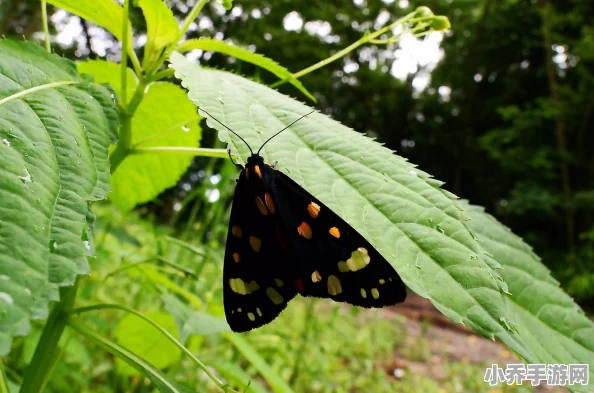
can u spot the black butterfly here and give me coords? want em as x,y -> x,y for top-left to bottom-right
201,109 -> 407,332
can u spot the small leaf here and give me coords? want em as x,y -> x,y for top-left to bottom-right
114,311 -> 182,375
176,39 -> 315,102
137,0 -> 180,70
0,40 -> 117,355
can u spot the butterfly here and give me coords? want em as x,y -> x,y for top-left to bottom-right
200,108 -> 407,332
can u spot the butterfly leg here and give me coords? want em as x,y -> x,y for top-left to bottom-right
228,149 -> 244,169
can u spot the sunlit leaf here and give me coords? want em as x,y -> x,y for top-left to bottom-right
137,0 -> 180,70
114,311 -> 182,375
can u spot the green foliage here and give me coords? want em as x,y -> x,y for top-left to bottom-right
136,0 -> 180,70
114,311 -> 182,375
0,39 -> 118,355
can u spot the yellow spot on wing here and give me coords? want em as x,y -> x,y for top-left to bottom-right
250,236 -> 262,252
274,278 -> 284,287
256,308 -> 262,317
229,278 -> 260,294
311,270 -> 322,282
266,287 -> 284,305
346,247 -> 371,271
232,252 -> 241,263
327,275 -> 342,296
255,197 -> 268,215
329,227 -> 340,238
232,226 -> 242,238
248,312 -> 255,321
264,192 -> 276,213
254,165 -> 262,178
379,279 -> 385,284
297,222 -> 312,239
371,288 -> 379,299
337,261 -> 349,272
360,288 -> 367,298
307,202 -> 321,219
238,308 -> 242,312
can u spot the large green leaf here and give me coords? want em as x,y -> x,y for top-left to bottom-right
45,0 -> 135,61
461,201 -> 594,392
0,40 -> 118,355
137,0 -> 180,70
177,39 -> 316,102
110,82 -> 201,211
77,59 -> 137,104
170,52 -> 544,367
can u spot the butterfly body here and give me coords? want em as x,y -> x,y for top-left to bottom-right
223,153 -> 407,332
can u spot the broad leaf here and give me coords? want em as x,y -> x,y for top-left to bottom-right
461,201 -> 594,392
169,52 -> 539,366
110,82 -> 201,211
137,0 -> 180,70
0,40 -> 117,355
45,0 -> 135,61
114,311 -> 182,375
177,39 -> 316,102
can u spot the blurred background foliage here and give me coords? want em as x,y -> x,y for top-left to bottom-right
1,0 -> 593,391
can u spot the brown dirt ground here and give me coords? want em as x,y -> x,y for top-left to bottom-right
379,293 -> 569,393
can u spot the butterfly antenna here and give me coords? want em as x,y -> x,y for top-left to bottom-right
199,108 -> 254,155
257,110 -> 315,155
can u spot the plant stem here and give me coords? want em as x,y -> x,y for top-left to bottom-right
130,146 -> 228,158
69,304 -> 237,393
270,13 -> 431,88
109,114 -> 132,174
19,281 -> 79,393
120,0 -> 131,107
178,0 -> 209,42
40,1 -> 51,52
0,362 -> 10,393
288,299 -> 316,385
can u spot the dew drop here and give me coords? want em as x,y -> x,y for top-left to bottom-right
2,139 -> 10,147
19,168 -> 32,185
83,240 -> 91,251
218,97 -> 224,104
49,240 -> 58,252
181,125 -> 190,132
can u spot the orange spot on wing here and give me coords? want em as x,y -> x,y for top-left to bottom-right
307,202 -> 320,219
264,192 -> 276,214
254,165 -> 262,178
255,196 -> 268,215
329,227 -> 340,238
297,222 -> 312,239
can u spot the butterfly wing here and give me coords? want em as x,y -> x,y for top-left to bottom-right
271,170 -> 407,307
223,167 -> 298,332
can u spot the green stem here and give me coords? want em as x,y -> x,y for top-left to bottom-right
69,304 -> 237,393
120,0 -> 131,106
109,114 -> 132,174
130,146 -> 228,158
177,0 -> 209,42
41,1 -> 50,52
19,282 -> 79,393
0,362 -> 10,393
147,68 -> 175,83
270,13 -> 432,88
